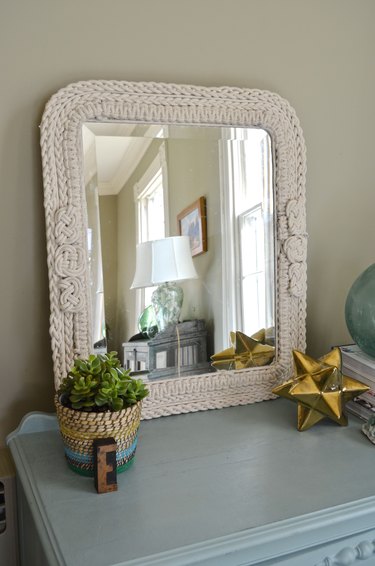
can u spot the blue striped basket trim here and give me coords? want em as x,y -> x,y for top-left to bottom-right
60,429 -> 138,454
116,438 -> 138,460
64,437 -> 138,465
67,458 -> 135,477
65,447 -> 137,477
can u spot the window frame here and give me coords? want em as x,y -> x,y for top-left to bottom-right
133,144 -> 169,331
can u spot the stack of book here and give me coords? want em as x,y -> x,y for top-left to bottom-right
339,344 -> 375,421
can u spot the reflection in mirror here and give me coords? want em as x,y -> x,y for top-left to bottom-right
82,122 -> 275,378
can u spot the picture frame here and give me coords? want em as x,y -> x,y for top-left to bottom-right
177,196 -> 207,257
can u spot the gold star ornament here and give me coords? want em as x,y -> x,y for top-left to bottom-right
211,329 -> 275,370
272,348 -> 369,431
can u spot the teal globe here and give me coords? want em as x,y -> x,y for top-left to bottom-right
345,263 -> 375,358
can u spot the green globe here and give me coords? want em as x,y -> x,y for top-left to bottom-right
138,305 -> 158,339
345,263 -> 375,358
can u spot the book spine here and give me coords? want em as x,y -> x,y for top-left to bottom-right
342,364 -> 375,389
342,362 -> 375,381
345,399 -> 374,421
358,390 -> 375,404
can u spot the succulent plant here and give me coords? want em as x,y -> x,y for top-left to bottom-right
58,351 -> 149,412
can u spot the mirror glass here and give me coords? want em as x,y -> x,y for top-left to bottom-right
82,122 -> 275,379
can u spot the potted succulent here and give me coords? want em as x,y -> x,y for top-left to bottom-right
55,351 -> 149,476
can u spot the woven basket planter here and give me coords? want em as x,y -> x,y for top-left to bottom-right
55,396 -> 143,476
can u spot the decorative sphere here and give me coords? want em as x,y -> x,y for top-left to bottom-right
345,263 -> 375,358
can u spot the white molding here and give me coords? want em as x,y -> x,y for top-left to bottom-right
133,143 -> 169,328
133,149 -> 164,201
219,135 -> 238,344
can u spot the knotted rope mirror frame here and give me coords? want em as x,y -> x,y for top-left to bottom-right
40,80 -> 307,419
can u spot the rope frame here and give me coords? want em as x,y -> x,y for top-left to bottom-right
40,80 -> 307,419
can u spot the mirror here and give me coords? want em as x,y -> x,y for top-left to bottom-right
82,122 -> 275,371
40,80 -> 307,418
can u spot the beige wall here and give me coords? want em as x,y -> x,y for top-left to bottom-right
1,0 -> 374,444
167,133 -> 222,354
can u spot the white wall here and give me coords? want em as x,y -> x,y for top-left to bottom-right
1,0 -> 374,444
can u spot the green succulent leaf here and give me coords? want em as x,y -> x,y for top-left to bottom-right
112,397 -> 124,411
58,351 -> 149,413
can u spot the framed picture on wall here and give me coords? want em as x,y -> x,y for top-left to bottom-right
177,196 -> 207,257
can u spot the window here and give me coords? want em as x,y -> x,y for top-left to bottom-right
239,204 -> 266,335
133,145 -> 169,328
220,128 -> 274,345
137,168 -> 166,243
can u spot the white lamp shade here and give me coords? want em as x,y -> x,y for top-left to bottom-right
130,236 -> 198,289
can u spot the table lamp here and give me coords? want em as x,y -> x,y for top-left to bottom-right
130,236 -> 198,332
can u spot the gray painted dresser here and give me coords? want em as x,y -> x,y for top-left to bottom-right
7,399 -> 375,565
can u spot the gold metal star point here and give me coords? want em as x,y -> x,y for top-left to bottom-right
211,330 -> 275,370
273,348 -> 369,431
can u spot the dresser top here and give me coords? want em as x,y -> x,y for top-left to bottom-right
8,399 -> 375,565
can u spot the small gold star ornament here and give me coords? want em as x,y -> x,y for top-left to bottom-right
272,348 -> 369,431
211,329 -> 275,370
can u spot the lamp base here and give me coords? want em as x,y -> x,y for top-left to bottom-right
151,282 -> 183,332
